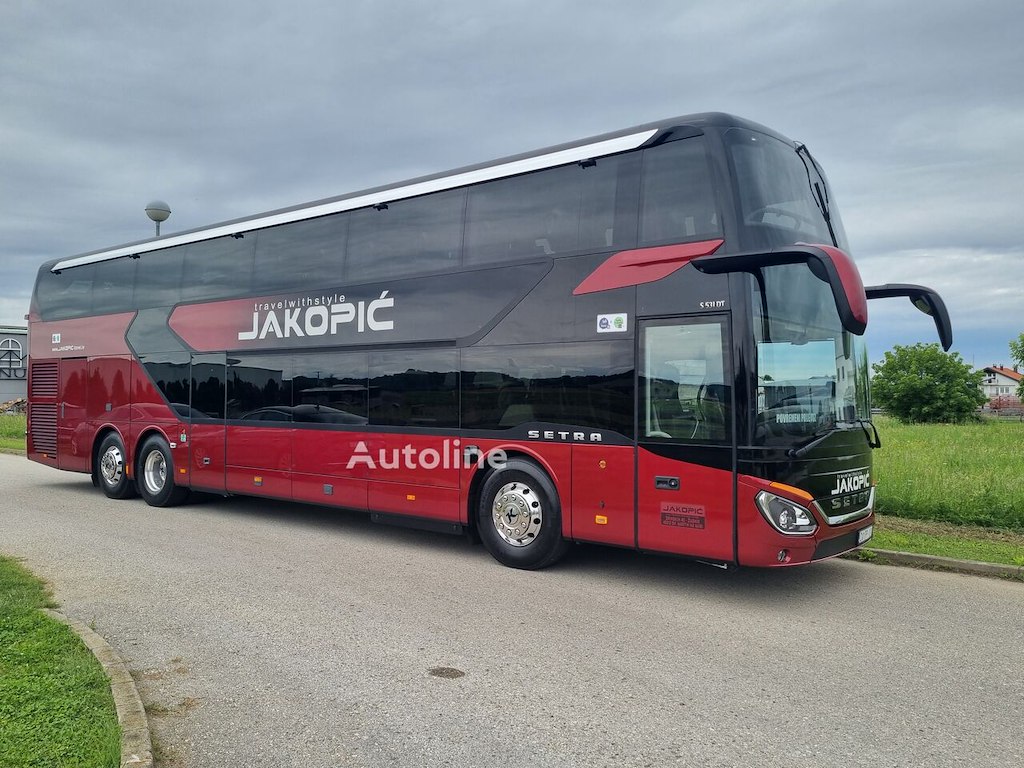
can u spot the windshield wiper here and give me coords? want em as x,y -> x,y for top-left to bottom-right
856,418 -> 882,449
787,426 -> 841,459
787,419 -> 880,459
795,144 -> 838,248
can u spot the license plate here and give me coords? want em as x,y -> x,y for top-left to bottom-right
857,525 -> 874,545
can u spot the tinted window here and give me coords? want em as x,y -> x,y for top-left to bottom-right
291,351 -> 369,424
462,341 -> 634,437
346,190 -> 465,282
639,137 -> 720,246
141,353 -> 191,415
369,349 -> 458,427
182,236 -> 255,302
91,257 -> 136,314
134,248 -> 184,309
36,264 -> 95,320
191,355 -> 226,420
253,214 -> 347,293
465,164 -> 585,265
227,354 -> 293,420
579,155 -> 638,252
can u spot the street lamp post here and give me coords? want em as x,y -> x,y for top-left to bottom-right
145,200 -> 171,237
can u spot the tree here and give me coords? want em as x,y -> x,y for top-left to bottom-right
871,343 -> 985,423
1010,332 -> 1024,400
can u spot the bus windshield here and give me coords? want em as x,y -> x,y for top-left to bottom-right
752,263 -> 870,445
726,127 -> 849,252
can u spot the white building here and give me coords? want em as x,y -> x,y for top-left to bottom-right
0,325 -> 28,405
981,365 -> 1022,403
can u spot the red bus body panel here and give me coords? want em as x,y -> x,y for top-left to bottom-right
637,448 -> 733,562
27,349 -> 873,567
570,444 -> 635,547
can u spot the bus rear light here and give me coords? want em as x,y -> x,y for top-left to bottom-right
755,491 -> 818,536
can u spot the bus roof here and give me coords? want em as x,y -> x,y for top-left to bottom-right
49,112 -> 783,274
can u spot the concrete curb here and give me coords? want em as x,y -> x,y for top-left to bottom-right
855,548 -> 1024,580
43,609 -> 153,768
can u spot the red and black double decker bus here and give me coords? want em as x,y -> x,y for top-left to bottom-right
26,113 -> 951,569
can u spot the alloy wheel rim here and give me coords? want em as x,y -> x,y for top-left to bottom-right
143,450 -> 167,495
491,481 -> 543,547
100,445 -> 123,486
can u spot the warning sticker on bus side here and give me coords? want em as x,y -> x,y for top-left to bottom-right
660,502 -> 706,529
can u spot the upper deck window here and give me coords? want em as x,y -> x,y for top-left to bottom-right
639,137 -> 721,246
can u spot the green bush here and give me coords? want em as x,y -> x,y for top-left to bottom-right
871,343 -> 986,423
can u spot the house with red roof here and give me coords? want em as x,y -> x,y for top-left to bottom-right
981,365 -> 1022,405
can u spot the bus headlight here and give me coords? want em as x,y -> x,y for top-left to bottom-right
755,491 -> 818,535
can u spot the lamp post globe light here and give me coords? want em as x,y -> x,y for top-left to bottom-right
145,200 -> 171,236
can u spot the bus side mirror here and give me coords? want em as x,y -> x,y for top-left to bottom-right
865,283 -> 953,351
692,243 -> 868,337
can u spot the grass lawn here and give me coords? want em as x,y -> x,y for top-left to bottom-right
0,555 -> 120,768
0,413 -> 25,454
870,514 -> 1024,569
873,416 -> 1023,530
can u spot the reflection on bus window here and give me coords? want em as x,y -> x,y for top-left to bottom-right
642,321 -> 729,442
461,341 -> 633,437
751,264 -> 871,444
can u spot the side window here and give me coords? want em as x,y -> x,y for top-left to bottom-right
190,354 -> 226,421
91,257 -> 137,314
253,215 -> 347,293
465,164 -> 583,265
642,320 -> 729,442
182,237 -> 255,302
134,248 -> 185,309
227,354 -> 293,421
141,353 -> 191,417
226,352 -> 372,425
291,351 -> 369,424
36,264 -> 95,320
461,341 -> 634,437
369,349 -> 458,427
346,190 -> 465,282
639,137 -> 720,246
579,154 -> 640,252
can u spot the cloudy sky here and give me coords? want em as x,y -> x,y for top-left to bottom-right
2,0 -> 1021,368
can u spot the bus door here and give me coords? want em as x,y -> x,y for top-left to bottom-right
57,357 -> 90,472
637,316 -> 735,562
188,353 -> 226,493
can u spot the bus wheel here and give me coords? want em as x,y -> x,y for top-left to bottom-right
477,459 -> 569,570
97,433 -> 136,500
136,436 -> 190,507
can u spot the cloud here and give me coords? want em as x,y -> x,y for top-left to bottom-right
1,0 -> 1022,367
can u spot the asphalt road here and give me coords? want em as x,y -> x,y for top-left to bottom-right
2,453 -> 1022,768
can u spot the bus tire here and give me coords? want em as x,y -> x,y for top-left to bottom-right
136,435 -> 190,507
97,432 -> 136,500
477,459 -> 569,570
